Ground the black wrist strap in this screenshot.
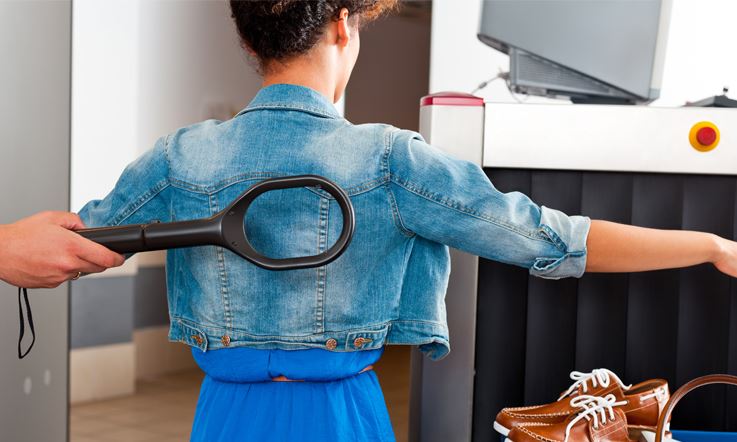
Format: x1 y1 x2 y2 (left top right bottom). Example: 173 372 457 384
18 287 36 359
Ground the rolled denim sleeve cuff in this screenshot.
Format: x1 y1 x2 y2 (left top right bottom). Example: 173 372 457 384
529 206 591 280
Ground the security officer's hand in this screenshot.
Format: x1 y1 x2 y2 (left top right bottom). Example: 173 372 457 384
0 211 124 288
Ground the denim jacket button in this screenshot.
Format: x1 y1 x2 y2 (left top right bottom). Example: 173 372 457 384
353 338 365 348
325 338 337 350
191 335 203 345
221 335 231 347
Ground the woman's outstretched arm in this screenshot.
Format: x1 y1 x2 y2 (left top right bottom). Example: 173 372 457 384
585 220 737 276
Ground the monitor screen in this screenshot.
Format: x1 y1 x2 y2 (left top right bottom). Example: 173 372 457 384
478 0 672 104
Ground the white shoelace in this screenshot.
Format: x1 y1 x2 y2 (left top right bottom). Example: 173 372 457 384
639 386 668 403
564 394 628 442
558 369 631 401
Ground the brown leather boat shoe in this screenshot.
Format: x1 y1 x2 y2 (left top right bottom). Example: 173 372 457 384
506 394 634 442
494 369 669 438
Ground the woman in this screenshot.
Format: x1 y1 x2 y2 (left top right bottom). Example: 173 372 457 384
75 1 737 441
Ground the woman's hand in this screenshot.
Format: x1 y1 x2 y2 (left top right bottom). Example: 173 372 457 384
0 211 125 288
712 236 737 278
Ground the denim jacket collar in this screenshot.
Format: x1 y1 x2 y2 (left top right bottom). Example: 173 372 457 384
237 84 342 120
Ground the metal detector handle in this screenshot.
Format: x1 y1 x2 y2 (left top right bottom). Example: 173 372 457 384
224 175 355 270
76 218 220 254
77 224 147 253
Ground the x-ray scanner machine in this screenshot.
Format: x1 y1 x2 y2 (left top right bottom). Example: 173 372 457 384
409 95 737 442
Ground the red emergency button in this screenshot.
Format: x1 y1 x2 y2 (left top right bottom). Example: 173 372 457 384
696 127 717 146
689 121 720 152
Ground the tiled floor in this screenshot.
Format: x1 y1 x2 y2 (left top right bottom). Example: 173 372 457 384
70 370 202 442
70 346 411 442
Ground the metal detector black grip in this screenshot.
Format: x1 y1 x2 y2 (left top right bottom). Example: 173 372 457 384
222 175 355 270
76 224 150 253
77 218 220 254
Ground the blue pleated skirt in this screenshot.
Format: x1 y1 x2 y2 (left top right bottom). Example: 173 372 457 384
189 347 395 442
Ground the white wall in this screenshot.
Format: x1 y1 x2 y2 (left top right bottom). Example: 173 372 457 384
136 0 261 154
72 0 140 213
72 0 261 269
657 0 737 106
72 0 259 207
430 0 737 106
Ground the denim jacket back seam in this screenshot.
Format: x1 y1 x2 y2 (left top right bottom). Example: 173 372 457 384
209 192 232 334
170 174 388 198
306 176 389 199
384 182 415 238
315 196 330 334
381 128 414 237
170 172 286 194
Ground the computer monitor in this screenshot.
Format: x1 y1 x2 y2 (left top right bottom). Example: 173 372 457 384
477 0 673 104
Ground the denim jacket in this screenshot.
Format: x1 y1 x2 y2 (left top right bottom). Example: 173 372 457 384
78 84 590 360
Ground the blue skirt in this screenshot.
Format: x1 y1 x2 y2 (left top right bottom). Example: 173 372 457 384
189 347 395 442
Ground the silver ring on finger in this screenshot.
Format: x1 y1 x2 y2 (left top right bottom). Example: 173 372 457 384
71 271 82 281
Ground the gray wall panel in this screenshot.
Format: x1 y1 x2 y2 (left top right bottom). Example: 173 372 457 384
70 266 168 349
134 266 169 328
0 2 71 441
70 277 134 349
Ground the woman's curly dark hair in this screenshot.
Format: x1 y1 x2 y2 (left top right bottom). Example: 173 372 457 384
230 0 397 69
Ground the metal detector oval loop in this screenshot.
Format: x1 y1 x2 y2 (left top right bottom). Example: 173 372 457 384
225 175 355 271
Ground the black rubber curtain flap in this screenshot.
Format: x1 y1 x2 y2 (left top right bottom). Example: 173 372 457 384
472 169 737 441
